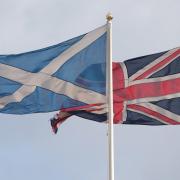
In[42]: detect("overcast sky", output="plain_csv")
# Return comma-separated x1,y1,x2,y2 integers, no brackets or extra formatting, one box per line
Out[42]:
0,0,180,180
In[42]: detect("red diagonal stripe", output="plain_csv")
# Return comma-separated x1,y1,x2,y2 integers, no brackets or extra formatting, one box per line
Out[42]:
61,103,104,112
128,104,180,125
135,49,180,80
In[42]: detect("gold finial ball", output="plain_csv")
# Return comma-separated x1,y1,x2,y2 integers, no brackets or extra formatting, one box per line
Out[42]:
106,13,113,22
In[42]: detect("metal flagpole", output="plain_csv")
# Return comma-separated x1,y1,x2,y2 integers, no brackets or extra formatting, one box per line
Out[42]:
106,13,115,180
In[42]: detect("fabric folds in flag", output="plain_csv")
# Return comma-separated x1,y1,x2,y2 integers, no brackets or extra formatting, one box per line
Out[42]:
0,25,107,114
51,47,180,133
122,47,180,125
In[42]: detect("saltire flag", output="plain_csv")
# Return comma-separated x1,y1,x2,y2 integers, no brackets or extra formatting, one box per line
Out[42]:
0,25,107,114
51,47,180,133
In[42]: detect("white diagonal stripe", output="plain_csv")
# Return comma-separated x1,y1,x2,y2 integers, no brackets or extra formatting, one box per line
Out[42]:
0,86,36,109
0,63,106,106
127,107,170,125
129,47,180,81
41,25,107,74
137,102,180,122
127,92,180,104
129,73,180,86
0,25,107,109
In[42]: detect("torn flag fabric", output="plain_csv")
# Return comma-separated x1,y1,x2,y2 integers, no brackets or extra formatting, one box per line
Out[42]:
51,47,180,133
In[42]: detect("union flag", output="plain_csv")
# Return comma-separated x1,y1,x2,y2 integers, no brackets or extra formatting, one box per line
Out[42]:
51,47,180,133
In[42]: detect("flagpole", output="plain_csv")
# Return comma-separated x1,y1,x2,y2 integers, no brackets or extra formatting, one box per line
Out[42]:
106,13,115,180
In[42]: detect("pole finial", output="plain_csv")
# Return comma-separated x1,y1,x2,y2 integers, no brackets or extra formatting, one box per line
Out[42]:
106,12,113,22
